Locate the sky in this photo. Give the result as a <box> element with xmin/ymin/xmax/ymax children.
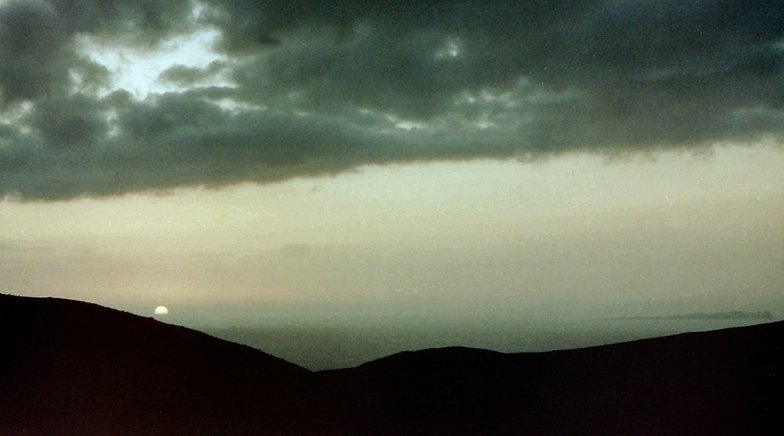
<box><xmin>1</xmin><ymin>0</ymin><xmax>783</xmax><ymax>327</ymax></box>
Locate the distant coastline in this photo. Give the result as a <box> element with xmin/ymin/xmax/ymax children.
<box><xmin>605</xmin><ymin>311</ymin><xmax>774</xmax><ymax>321</ymax></box>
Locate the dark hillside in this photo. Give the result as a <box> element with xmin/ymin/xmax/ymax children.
<box><xmin>2</xmin><ymin>294</ymin><xmax>782</xmax><ymax>435</ymax></box>
<box><xmin>315</xmin><ymin>322</ymin><xmax>784</xmax><ymax>434</ymax></box>
<box><xmin>0</xmin><ymin>294</ymin><xmax>311</xmax><ymax>435</ymax></box>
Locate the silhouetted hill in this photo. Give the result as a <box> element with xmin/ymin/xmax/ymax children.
<box><xmin>321</xmin><ymin>325</ymin><xmax>783</xmax><ymax>435</ymax></box>
<box><xmin>2</xmin><ymin>294</ymin><xmax>782</xmax><ymax>435</ymax></box>
<box><xmin>0</xmin><ymin>294</ymin><xmax>312</xmax><ymax>434</ymax></box>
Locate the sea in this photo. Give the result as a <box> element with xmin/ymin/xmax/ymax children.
<box><xmin>204</xmin><ymin>318</ymin><xmax>771</xmax><ymax>371</ymax></box>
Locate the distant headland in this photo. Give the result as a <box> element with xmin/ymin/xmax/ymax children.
<box><xmin>606</xmin><ymin>311</ymin><xmax>774</xmax><ymax>321</ymax></box>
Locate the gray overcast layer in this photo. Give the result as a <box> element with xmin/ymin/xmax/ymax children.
<box><xmin>1</xmin><ymin>0</ymin><xmax>782</xmax><ymax>200</ymax></box>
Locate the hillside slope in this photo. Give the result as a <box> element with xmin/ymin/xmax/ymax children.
<box><xmin>2</xmin><ymin>294</ymin><xmax>782</xmax><ymax>435</ymax></box>
<box><xmin>0</xmin><ymin>294</ymin><xmax>311</xmax><ymax>435</ymax></box>
<box><xmin>318</xmin><ymin>323</ymin><xmax>783</xmax><ymax>434</ymax></box>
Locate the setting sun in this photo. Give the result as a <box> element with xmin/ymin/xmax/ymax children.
<box><xmin>154</xmin><ymin>306</ymin><xmax>169</xmax><ymax>316</ymax></box>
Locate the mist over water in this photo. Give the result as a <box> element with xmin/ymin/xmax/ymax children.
<box><xmin>206</xmin><ymin>318</ymin><xmax>770</xmax><ymax>370</ymax></box>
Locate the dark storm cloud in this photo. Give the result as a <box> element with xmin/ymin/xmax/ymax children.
<box><xmin>1</xmin><ymin>89</ymin><xmax>406</xmax><ymax>199</ymax></box>
<box><xmin>1</xmin><ymin>0</ymin><xmax>783</xmax><ymax>200</ymax></box>
<box><xmin>0</xmin><ymin>0</ymin><xmax>69</xmax><ymax>102</ymax></box>
<box><xmin>32</xmin><ymin>94</ymin><xmax>110</xmax><ymax>147</ymax></box>
<box><xmin>49</xmin><ymin>0</ymin><xmax>195</xmax><ymax>39</ymax></box>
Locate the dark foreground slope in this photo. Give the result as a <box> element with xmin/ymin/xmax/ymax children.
<box><xmin>2</xmin><ymin>294</ymin><xmax>783</xmax><ymax>435</ymax></box>
<box><xmin>319</xmin><ymin>325</ymin><xmax>783</xmax><ymax>435</ymax></box>
<box><xmin>0</xmin><ymin>294</ymin><xmax>312</xmax><ymax>435</ymax></box>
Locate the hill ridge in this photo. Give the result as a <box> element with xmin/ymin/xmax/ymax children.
<box><xmin>2</xmin><ymin>293</ymin><xmax>782</xmax><ymax>435</ymax></box>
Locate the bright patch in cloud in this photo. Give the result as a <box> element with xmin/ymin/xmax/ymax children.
<box><xmin>76</xmin><ymin>29</ymin><xmax>230</xmax><ymax>98</ymax></box>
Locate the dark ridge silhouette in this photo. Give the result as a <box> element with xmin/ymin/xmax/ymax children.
<box><xmin>2</xmin><ymin>294</ymin><xmax>782</xmax><ymax>435</ymax></box>
<box><xmin>0</xmin><ymin>294</ymin><xmax>312</xmax><ymax>435</ymax></box>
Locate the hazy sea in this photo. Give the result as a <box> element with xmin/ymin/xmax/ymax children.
<box><xmin>205</xmin><ymin>318</ymin><xmax>769</xmax><ymax>370</ymax></box>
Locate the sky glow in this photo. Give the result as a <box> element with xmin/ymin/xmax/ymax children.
<box><xmin>1</xmin><ymin>0</ymin><xmax>782</xmax><ymax>326</ymax></box>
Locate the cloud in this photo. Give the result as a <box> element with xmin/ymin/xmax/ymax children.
<box><xmin>1</xmin><ymin>0</ymin><xmax>783</xmax><ymax>200</ymax></box>
<box><xmin>158</xmin><ymin>61</ymin><xmax>226</xmax><ymax>86</ymax></box>
<box><xmin>31</xmin><ymin>94</ymin><xmax>110</xmax><ymax>147</ymax></box>
<box><xmin>0</xmin><ymin>0</ymin><xmax>70</xmax><ymax>102</ymax></box>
